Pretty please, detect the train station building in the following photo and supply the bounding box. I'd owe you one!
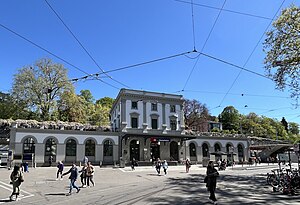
[8,89,250,166]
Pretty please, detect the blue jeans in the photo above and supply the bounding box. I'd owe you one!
[69,179,79,193]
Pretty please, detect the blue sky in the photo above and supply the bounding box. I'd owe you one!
[1,0,300,124]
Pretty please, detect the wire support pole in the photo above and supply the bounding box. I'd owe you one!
[190,0,196,51]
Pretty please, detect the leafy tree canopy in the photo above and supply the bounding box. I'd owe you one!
[11,58,73,120]
[264,5,300,102]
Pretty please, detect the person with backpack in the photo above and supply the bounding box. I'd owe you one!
[62,163,80,195]
[56,161,64,180]
[9,165,24,201]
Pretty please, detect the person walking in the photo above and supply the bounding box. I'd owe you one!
[79,164,87,187]
[49,155,54,167]
[155,158,161,175]
[86,162,95,187]
[62,163,80,195]
[185,158,191,173]
[9,165,24,201]
[56,161,64,180]
[206,161,219,205]
[162,160,168,175]
[131,158,137,171]
[83,156,88,166]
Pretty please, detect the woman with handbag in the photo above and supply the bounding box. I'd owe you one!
[9,165,24,201]
[206,161,219,205]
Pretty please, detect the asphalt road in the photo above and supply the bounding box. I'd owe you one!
[0,163,300,205]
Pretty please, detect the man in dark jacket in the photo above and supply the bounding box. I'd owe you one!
[62,163,80,195]
[206,161,219,204]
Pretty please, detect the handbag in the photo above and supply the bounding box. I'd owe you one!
[204,176,208,183]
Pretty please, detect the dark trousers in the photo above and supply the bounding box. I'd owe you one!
[81,176,86,186]
[86,175,94,186]
[57,170,63,178]
[209,186,217,202]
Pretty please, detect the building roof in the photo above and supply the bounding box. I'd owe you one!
[110,88,184,114]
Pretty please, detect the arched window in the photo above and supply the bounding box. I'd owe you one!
[202,143,209,157]
[104,140,113,157]
[189,143,196,157]
[214,143,221,152]
[66,139,76,156]
[45,138,57,157]
[226,144,232,153]
[85,139,95,156]
[23,137,35,154]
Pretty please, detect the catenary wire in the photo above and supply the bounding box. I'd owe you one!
[173,0,273,20]
[182,0,227,91]
[198,52,272,80]
[190,0,196,51]
[101,50,195,74]
[44,0,130,89]
[217,0,286,107]
[0,22,119,90]
[181,90,289,99]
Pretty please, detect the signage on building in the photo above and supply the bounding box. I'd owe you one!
[150,137,170,142]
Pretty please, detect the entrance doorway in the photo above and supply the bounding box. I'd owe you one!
[170,141,179,161]
[130,140,140,161]
[150,142,160,161]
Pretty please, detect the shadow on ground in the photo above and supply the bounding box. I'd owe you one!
[144,173,300,205]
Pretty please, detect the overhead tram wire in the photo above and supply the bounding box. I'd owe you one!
[101,50,195,74]
[0,23,119,90]
[44,0,130,89]
[190,0,196,51]
[182,90,289,99]
[216,0,286,107]
[173,0,273,21]
[198,52,272,81]
[182,0,227,91]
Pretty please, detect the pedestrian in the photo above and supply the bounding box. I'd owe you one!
[162,160,168,175]
[56,161,64,180]
[49,155,54,167]
[86,162,95,187]
[79,164,87,187]
[83,156,88,166]
[131,158,136,171]
[206,161,219,205]
[155,158,161,175]
[185,158,191,173]
[62,163,80,195]
[9,165,24,201]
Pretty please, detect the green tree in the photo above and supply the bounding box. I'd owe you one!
[0,92,35,119]
[183,99,211,131]
[79,90,94,103]
[11,58,73,120]
[219,106,240,131]
[96,97,114,107]
[263,5,300,101]
[57,90,87,123]
[289,122,299,134]
[90,103,110,126]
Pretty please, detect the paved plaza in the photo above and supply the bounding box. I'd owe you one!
[0,163,300,205]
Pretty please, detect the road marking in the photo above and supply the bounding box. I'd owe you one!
[0,181,34,204]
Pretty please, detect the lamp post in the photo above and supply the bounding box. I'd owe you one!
[229,146,234,169]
